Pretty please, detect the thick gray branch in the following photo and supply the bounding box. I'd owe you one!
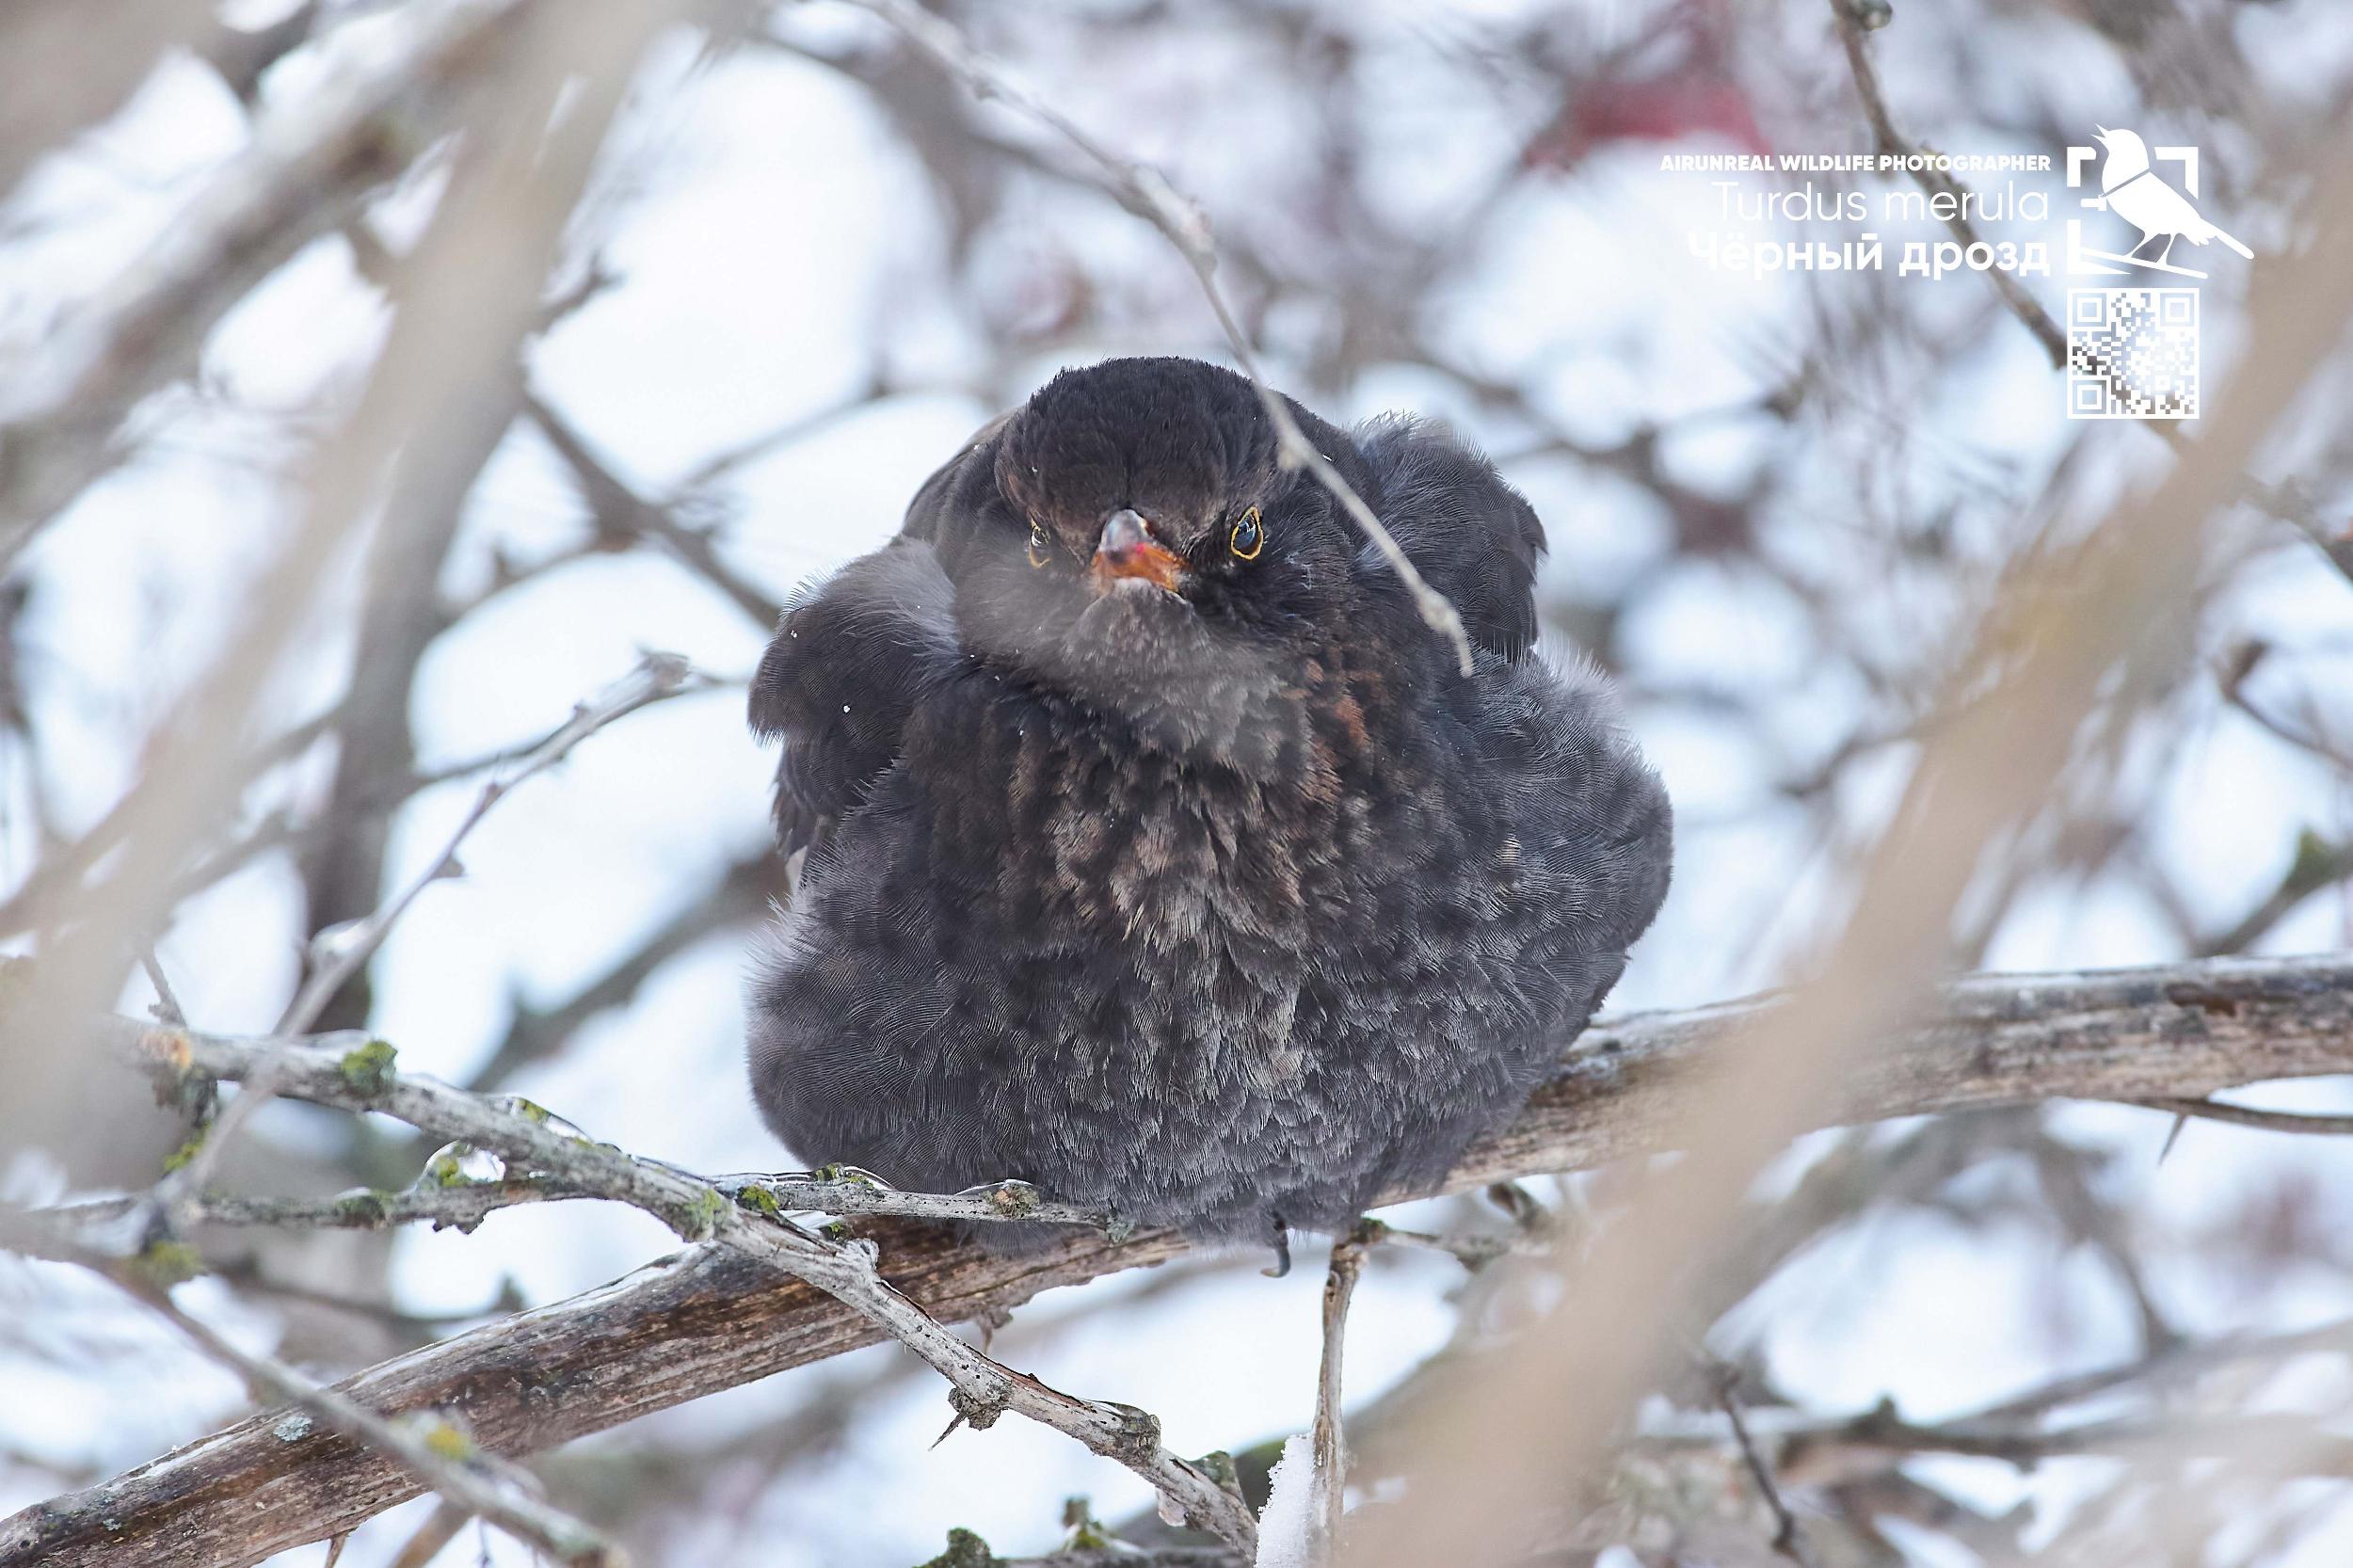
[7,952,2350,1568]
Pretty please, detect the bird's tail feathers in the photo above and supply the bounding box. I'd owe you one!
[2213,226,2254,259]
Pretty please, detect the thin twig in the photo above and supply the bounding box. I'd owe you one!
[1312,1223,1373,1560]
[277,651,708,1036]
[1665,1400,2353,1475]
[1710,1363,1819,1568]
[996,1547,1242,1568]
[1359,1219,1523,1272]
[836,0,1476,675]
[1828,0,2064,368]
[2131,1096,2353,1137]
[2221,680,2353,775]
[524,393,785,629]
[136,950,186,1027]
[39,1168,1119,1239]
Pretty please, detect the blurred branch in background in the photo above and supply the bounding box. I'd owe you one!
[0,0,524,554]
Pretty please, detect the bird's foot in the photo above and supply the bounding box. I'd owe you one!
[1261,1211,1292,1278]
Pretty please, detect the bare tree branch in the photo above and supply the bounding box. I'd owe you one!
[1350,119,2353,1567]
[8,952,2349,1568]
[43,1169,1119,1240]
[0,0,697,1178]
[18,1227,619,1566]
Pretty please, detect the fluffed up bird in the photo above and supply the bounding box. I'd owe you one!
[745,356,1672,1250]
[2088,126,2253,267]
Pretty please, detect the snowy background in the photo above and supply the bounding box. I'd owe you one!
[4,0,2353,1562]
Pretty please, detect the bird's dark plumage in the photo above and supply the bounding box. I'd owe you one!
[746,357,1671,1242]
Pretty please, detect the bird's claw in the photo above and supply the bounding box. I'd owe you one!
[1261,1212,1292,1278]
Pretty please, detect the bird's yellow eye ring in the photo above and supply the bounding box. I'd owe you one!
[1027,520,1050,568]
[1229,507,1264,561]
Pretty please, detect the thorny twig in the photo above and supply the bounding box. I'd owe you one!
[277,651,711,1035]
[93,1019,1260,1552]
[835,0,1477,676]
[40,1168,1120,1239]
[2132,1096,2353,1138]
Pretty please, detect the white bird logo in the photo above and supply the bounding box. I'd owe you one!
[2084,126,2253,268]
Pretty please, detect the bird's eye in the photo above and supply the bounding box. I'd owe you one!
[1229,508,1264,561]
[1027,520,1050,568]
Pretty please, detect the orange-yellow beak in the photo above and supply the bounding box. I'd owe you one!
[1089,508,1185,595]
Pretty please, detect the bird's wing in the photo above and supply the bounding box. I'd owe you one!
[900,411,1015,558]
[748,537,960,857]
[1484,652,1673,956]
[1352,414,1546,661]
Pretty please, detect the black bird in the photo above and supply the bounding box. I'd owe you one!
[746,357,1671,1247]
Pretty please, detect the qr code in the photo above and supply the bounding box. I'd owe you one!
[2067,288,2199,420]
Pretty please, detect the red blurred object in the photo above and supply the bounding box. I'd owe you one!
[1525,71,1769,168]
[1525,0,1769,168]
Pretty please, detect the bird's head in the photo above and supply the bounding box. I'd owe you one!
[935,357,1376,760]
